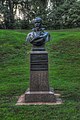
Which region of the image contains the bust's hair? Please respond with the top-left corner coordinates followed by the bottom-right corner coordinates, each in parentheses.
top-left (32, 17), bottom-right (42, 24)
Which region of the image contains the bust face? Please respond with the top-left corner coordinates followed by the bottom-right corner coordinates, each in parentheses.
top-left (34, 21), bottom-right (41, 28)
top-left (33, 17), bottom-right (42, 29)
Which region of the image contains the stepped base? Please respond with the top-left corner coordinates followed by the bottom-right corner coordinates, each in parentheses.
top-left (25, 90), bottom-right (56, 102)
top-left (16, 88), bottom-right (62, 105)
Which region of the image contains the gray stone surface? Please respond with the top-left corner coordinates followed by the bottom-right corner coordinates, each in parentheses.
top-left (16, 93), bottom-right (62, 105)
top-left (30, 71), bottom-right (49, 91)
top-left (24, 50), bottom-right (57, 103)
top-left (16, 49), bottom-right (62, 104)
top-left (25, 90), bottom-right (56, 103)
top-left (30, 51), bottom-right (48, 71)
top-left (30, 51), bottom-right (49, 91)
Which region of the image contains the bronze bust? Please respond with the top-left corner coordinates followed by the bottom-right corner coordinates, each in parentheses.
top-left (26, 17), bottom-right (50, 48)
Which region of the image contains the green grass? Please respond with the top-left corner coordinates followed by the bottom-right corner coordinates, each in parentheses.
top-left (0, 29), bottom-right (80, 120)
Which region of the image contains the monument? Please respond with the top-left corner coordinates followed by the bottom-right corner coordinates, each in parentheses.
top-left (17, 17), bottom-right (62, 105)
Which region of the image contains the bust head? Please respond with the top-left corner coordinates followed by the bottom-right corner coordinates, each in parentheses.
top-left (33, 17), bottom-right (42, 29)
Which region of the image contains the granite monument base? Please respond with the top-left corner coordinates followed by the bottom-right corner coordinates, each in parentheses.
top-left (16, 90), bottom-right (62, 105)
top-left (25, 88), bottom-right (56, 103)
top-left (16, 49), bottom-right (62, 105)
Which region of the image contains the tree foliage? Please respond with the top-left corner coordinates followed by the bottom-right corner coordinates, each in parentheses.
top-left (0, 0), bottom-right (80, 29)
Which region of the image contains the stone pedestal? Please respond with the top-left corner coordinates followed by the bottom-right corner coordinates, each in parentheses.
top-left (25, 50), bottom-right (57, 103)
top-left (30, 51), bottom-right (49, 91)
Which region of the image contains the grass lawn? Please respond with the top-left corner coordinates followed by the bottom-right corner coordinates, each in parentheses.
top-left (0, 29), bottom-right (80, 120)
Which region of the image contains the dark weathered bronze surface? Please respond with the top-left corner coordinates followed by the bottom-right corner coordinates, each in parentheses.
top-left (26, 17), bottom-right (50, 47)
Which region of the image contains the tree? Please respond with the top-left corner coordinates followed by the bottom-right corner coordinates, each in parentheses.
top-left (47, 0), bottom-right (80, 29)
top-left (0, 0), bottom-right (80, 29)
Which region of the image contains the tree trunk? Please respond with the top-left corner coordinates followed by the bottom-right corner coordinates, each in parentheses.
top-left (8, 0), bottom-right (14, 29)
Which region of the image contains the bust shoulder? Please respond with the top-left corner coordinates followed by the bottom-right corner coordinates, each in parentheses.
top-left (26, 32), bottom-right (34, 42)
